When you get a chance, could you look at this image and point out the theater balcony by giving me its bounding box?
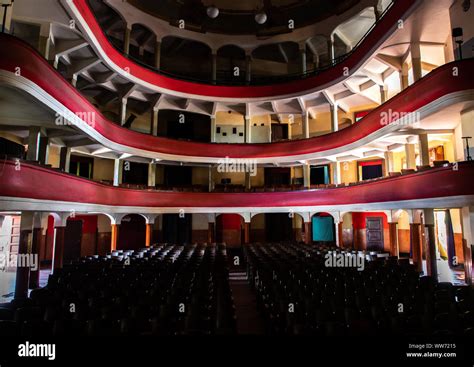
[1,158,473,214]
[1,33,473,163]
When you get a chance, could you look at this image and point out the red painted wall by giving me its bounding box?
[352,212,388,230]
[217,214,242,230]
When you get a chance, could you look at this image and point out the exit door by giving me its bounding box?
[366,217,384,251]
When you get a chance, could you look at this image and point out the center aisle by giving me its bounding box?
[227,248,265,335]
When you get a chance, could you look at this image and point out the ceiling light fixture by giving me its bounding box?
[206,6,219,19]
[255,11,267,24]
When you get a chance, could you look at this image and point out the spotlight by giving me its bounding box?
[255,12,267,24]
[207,6,219,19]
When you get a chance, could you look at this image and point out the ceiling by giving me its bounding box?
[127,0,361,35]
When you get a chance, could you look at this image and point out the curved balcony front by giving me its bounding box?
[0,160,473,214]
[1,33,473,163]
[63,0,419,99]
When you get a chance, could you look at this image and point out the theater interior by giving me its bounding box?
[0,0,473,363]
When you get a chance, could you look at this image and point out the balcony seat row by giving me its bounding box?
[2,156,453,193]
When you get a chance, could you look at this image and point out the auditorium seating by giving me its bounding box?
[0,243,236,336]
[244,243,474,336]
[1,241,473,336]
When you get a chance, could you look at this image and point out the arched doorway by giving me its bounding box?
[341,212,353,249]
[118,214,146,250]
[216,214,244,247]
[161,213,192,245]
[311,212,336,245]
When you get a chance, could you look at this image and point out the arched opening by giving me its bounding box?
[332,32,350,59]
[191,214,210,243]
[307,35,330,68]
[251,41,300,79]
[216,45,246,83]
[249,212,300,243]
[160,36,212,80]
[118,214,146,250]
[129,23,156,65]
[216,214,244,247]
[121,159,149,186]
[331,6,376,58]
[157,109,211,142]
[96,214,113,256]
[161,213,192,245]
[311,212,336,245]
[395,210,411,257]
[88,0,126,51]
[351,212,389,251]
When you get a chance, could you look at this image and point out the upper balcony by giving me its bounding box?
[84,0,393,86]
[1,158,473,213]
[1,31,472,164]
[58,0,418,99]
[9,0,443,102]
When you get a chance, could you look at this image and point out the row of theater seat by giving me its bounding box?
[1,241,472,336]
[245,243,474,336]
[0,243,236,337]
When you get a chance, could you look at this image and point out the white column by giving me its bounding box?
[151,107,159,136]
[380,85,387,104]
[39,24,52,60]
[148,162,156,187]
[26,127,41,161]
[155,40,161,69]
[302,110,309,139]
[210,116,217,142]
[405,143,416,169]
[418,133,430,166]
[212,51,217,84]
[245,172,251,191]
[399,62,409,90]
[330,103,339,132]
[384,151,394,174]
[328,34,335,64]
[455,108,474,161]
[245,116,251,143]
[124,26,131,55]
[113,159,123,186]
[461,206,473,285]
[120,98,127,125]
[332,162,341,185]
[303,164,311,188]
[411,42,422,82]
[423,208,438,278]
[300,44,307,74]
[0,1,14,33]
[334,220,340,247]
